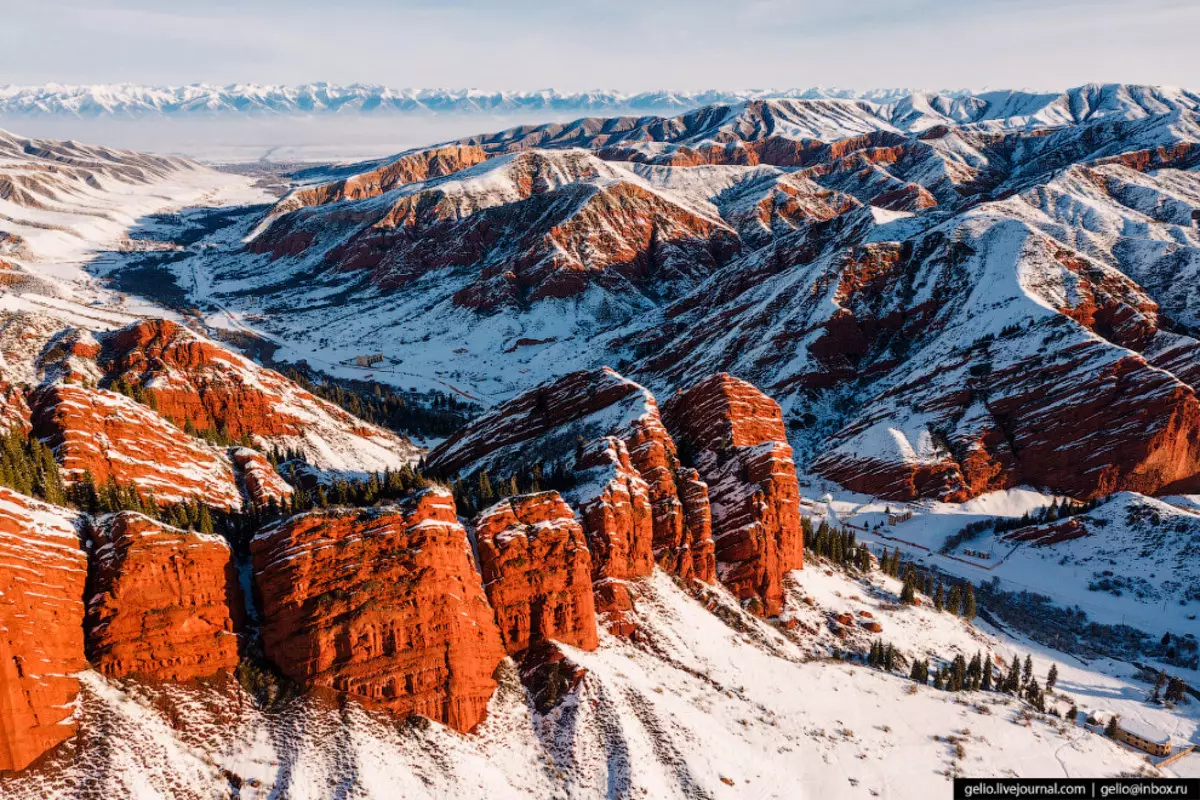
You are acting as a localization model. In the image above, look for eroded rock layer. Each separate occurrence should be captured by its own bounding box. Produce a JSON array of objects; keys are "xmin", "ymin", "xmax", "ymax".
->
[
  {"xmin": 475, "ymin": 492, "xmax": 598, "ymax": 654},
  {"xmin": 663, "ymin": 374, "xmax": 804, "ymax": 617},
  {"xmin": 29, "ymin": 383, "xmax": 243, "ymax": 510},
  {"xmin": 0, "ymin": 488, "xmax": 86, "ymax": 772},
  {"xmin": 250, "ymin": 488, "xmax": 505, "ymax": 733},
  {"xmin": 84, "ymin": 512, "xmax": 241, "ymax": 682}
]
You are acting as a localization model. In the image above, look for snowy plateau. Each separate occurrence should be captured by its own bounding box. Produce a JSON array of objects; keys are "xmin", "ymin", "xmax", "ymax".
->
[{"xmin": 0, "ymin": 82, "xmax": 1198, "ymax": 799}]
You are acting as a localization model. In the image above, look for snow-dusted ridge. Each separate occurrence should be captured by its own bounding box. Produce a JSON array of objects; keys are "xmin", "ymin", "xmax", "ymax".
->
[{"xmin": 2, "ymin": 83, "xmax": 1197, "ymax": 131}]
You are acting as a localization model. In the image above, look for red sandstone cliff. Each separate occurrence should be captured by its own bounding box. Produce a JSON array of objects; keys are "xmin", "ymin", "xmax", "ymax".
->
[
  {"xmin": 0, "ymin": 488, "xmax": 86, "ymax": 772},
  {"xmin": 474, "ymin": 492, "xmax": 598, "ymax": 654},
  {"xmin": 84, "ymin": 512, "xmax": 241, "ymax": 682},
  {"xmin": 663, "ymin": 374, "xmax": 804, "ymax": 617},
  {"xmin": 29, "ymin": 383, "xmax": 244, "ymax": 510},
  {"xmin": 250, "ymin": 488, "xmax": 505, "ymax": 733}
]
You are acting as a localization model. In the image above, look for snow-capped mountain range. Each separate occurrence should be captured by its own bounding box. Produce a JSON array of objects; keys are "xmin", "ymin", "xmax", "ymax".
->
[{"xmin": 2, "ymin": 82, "xmax": 1197, "ymax": 128}]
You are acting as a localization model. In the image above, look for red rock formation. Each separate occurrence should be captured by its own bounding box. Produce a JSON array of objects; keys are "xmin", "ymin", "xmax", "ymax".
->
[
  {"xmin": 85, "ymin": 512, "xmax": 241, "ymax": 681},
  {"xmin": 0, "ymin": 487, "xmax": 86, "ymax": 772},
  {"xmin": 428, "ymin": 367, "xmax": 717, "ymax": 631},
  {"xmin": 29, "ymin": 383, "xmax": 244, "ymax": 510},
  {"xmin": 100, "ymin": 319, "xmax": 417, "ymax": 471},
  {"xmin": 662, "ymin": 374, "xmax": 804, "ymax": 617},
  {"xmin": 230, "ymin": 447, "xmax": 294, "ymax": 506},
  {"xmin": 0, "ymin": 384, "xmax": 30, "ymax": 434},
  {"xmin": 676, "ymin": 467, "xmax": 717, "ymax": 583},
  {"xmin": 250, "ymin": 488, "xmax": 505, "ymax": 733},
  {"xmin": 573, "ymin": 437, "xmax": 655, "ymax": 637},
  {"xmin": 267, "ymin": 144, "xmax": 492, "ymax": 217},
  {"xmin": 474, "ymin": 492, "xmax": 598, "ymax": 654}
]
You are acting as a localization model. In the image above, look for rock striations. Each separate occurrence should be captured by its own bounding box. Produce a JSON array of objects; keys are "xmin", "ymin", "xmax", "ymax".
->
[
  {"xmin": 0, "ymin": 488, "xmax": 86, "ymax": 773},
  {"xmin": 474, "ymin": 492, "xmax": 598, "ymax": 654},
  {"xmin": 430, "ymin": 367, "xmax": 803, "ymax": 621},
  {"xmin": 663, "ymin": 374, "xmax": 804, "ymax": 617},
  {"xmin": 84, "ymin": 512, "xmax": 241, "ymax": 682},
  {"xmin": 250, "ymin": 488, "xmax": 505, "ymax": 733}
]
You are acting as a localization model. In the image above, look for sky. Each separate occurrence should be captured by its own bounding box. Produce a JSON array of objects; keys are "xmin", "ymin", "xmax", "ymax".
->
[{"xmin": 1, "ymin": 0, "xmax": 1197, "ymax": 92}]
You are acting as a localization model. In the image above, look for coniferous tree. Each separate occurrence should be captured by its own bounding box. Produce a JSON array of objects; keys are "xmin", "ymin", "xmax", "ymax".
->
[
  {"xmin": 1046, "ymin": 664, "xmax": 1058, "ymax": 691},
  {"xmin": 934, "ymin": 580, "xmax": 945, "ymax": 611},
  {"xmin": 947, "ymin": 584, "xmax": 962, "ymax": 616},
  {"xmin": 1105, "ymin": 715, "xmax": 1120, "ymax": 738},
  {"xmin": 963, "ymin": 583, "xmax": 976, "ymax": 619},
  {"xmin": 900, "ymin": 574, "xmax": 916, "ymax": 605},
  {"xmin": 981, "ymin": 653, "xmax": 994, "ymax": 691},
  {"xmin": 1022, "ymin": 654, "xmax": 1034, "ymax": 688},
  {"xmin": 1004, "ymin": 658, "xmax": 1021, "ymax": 694}
]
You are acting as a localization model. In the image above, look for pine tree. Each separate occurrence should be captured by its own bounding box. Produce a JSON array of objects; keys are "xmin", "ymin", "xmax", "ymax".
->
[
  {"xmin": 885, "ymin": 643, "xmax": 896, "ymax": 672},
  {"xmin": 1046, "ymin": 664, "xmax": 1058, "ymax": 691},
  {"xmin": 1067, "ymin": 704, "xmax": 1078, "ymax": 724},
  {"xmin": 947, "ymin": 585, "xmax": 962, "ymax": 616},
  {"xmin": 1105, "ymin": 715, "xmax": 1120, "ymax": 738},
  {"xmin": 1022, "ymin": 654, "xmax": 1033, "ymax": 688},
  {"xmin": 963, "ymin": 583, "xmax": 976, "ymax": 619},
  {"xmin": 1004, "ymin": 658, "xmax": 1021, "ymax": 694},
  {"xmin": 934, "ymin": 580, "xmax": 945, "ymax": 611},
  {"xmin": 900, "ymin": 574, "xmax": 916, "ymax": 605},
  {"xmin": 981, "ymin": 653, "xmax": 994, "ymax": 691}
]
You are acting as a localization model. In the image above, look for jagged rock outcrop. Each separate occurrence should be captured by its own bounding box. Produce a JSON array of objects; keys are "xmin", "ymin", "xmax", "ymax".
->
[
  {"xmin": 428, "ymin": 367, "xmax": 716, "ymax": 633},
  {"xmin": 0, "ymin": 385, "xmax": 29, "ymax": 434},
  {"xmin": 84, "ymin": 513, "xmax": 241, "ymax": 681},
  {"xmin": 29, "ymin": 383, "xmax": 244, "ymax": 510},
  {"xmin": 250, "ymin": 488, "xmax": 505, "ymax": 733},
  {"xmin": 519, "ymin": 641, "xmax": 589, "ymax": 714},
  {"xmin": 0, "ymin": 488, "xmax": 86, "ymax": 772},
  {"xmin": 663, "ymin": 374, "xmax": 804, "ymax": 617},
  {"xmin": 230, "ymin": 447, "xmax": 294, "ymax": 506},
  {"xmin": 100, "ymin": 319, "xmax": 419, "ymax": 472},
  {"xmin": 474, "ymin": 492, "xmax": 598, "ymax": 654}
]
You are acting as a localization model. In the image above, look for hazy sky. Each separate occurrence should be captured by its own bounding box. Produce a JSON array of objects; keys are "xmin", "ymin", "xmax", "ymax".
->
[{"xmin": 2, "ymin": 0, "xmax": 1197, "ymax": 91}]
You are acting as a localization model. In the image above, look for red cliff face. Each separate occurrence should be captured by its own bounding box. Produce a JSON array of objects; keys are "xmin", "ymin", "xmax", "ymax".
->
[
  {"xmin": 572, "ymin": 436, "xmax": 656, "ymax": 636},
  {"xmin": 99, "ymin": 319, "xmax": 418, "ymax": 472},
  {"xmin": 105, "ymin": 319, "xmax": 309, "ymax": 440},
  {"xmin": 0, "ymin": 488, "xmax": 86, "ymax": 772},
  {"xmin": 29, "ymin": 383, "xmax": 244, "ymax": 510},
  {"xmin": 428, "ymin": 368, "xmax": 717, "ymax": 605},
  {"xmin": 250, "ymin": 488, "xmax": 505, "ymax": 733},
  {"xmin": 428, "ymin": 368, "xmax": 717, "ymax": 634},
  {"xmin": 230, "ymin": 447, "xmax": 294, "ymax": 506},
  {"xmin": 663, "ymin": 374, "xmax": 804, "ymax": 617},
  {"xmin": 474, "ymin": 492, "xmax": 598, "ymax": 654},
  {"xmin": 84, "ymin": 513, "xmax": 241, "ymax": 681}
]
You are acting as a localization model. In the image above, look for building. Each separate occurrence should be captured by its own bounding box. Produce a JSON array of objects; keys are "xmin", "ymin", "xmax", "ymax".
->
[{"xmin": 1114, "ymin": 718, "xmax": 1171, "ymax": 757}]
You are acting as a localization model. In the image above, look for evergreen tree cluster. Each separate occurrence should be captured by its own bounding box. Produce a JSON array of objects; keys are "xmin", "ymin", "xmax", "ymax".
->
[
  {"xmin": 906, "ymin": 648, "xmax": 1060, "ymax": 714},
  {"xmin": 0, "ymin": 426, "xmax": 67, "ymax": 505},
  {"xmin": 280, "ymin": 366, "xmax": 481, "ymax": 440},
  {"xmin": 108, "ymin": 375, "xmax": 158, "ymax": 410},
  {"xmin": 880, "ymin": 550, "xmax": 977, "ymax": 619},
  {"xmin": 805, "ymin": 519, "xmax": 872, "ymax": 571},
  {"xmin": 941, "ymin": 497, "xmax": 1104, "ymax": 554},
  {"xmin": 867, "ymin": 640, "xmax": 898, "ymax": 671},
  {"xmin": 449, "ymin": 462, "xmax": 577, "ymax": 518}
]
